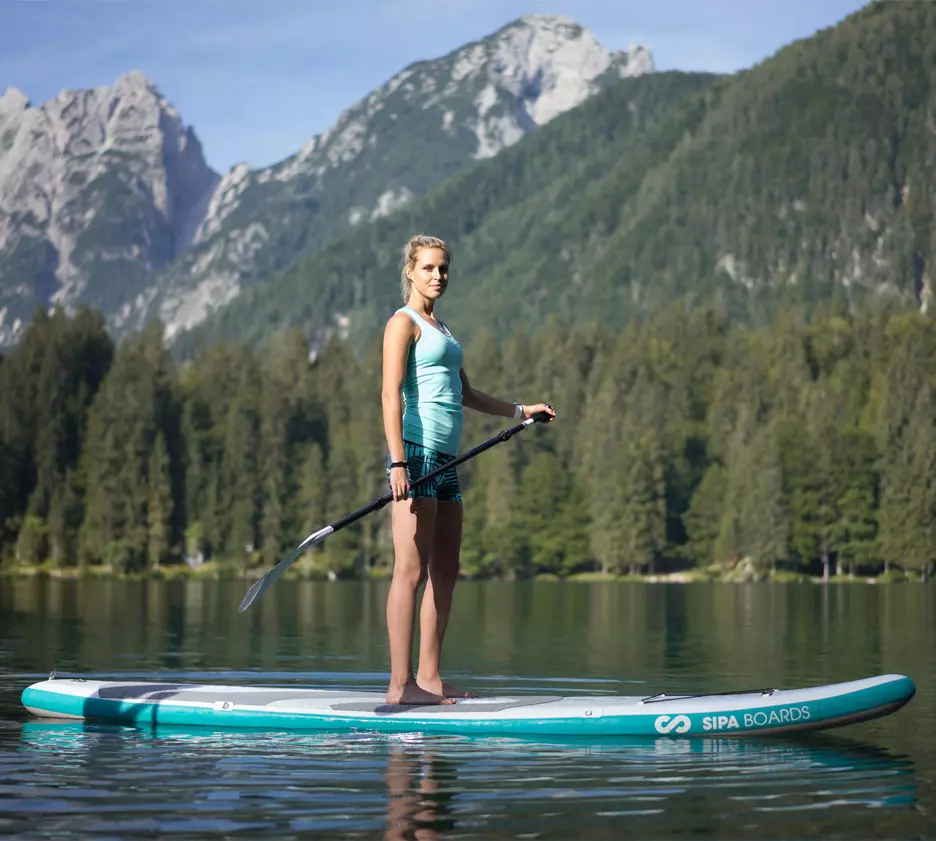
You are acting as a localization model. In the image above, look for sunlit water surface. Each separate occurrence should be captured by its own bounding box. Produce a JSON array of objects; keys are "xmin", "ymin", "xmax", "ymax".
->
[{"xmin": 1, "ymin": 579, "xmax": 933, "ymax": 839}]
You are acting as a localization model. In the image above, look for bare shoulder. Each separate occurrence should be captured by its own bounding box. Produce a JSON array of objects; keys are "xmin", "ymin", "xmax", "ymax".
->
[
  {"xmin": 385, "ymin": 311, "xmax": 413, "ymax": 331},
  {"xmin": 385, "ymin": 310, "xmax": 419, "ymax": 343}
]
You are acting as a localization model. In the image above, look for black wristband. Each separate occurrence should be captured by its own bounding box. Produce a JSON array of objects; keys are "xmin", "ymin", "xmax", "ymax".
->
[{"xmin": 389, "ymin": 461, "xmax": 408, "ymax": 469}]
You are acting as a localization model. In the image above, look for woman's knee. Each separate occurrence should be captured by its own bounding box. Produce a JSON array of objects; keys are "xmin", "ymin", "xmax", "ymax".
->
[
  {"xmin": 393, "ymin": 557, "xmax": 428, "ymax": 590},
  {"xmin": 430, "ymin": 556, "xmax": 460, "ymax": 590}
]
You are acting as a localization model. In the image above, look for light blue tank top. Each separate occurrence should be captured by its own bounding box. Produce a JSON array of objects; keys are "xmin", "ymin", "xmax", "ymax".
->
[{"xmin": 398, "ymin": 306, "xmax": 464, "ymax": 456}]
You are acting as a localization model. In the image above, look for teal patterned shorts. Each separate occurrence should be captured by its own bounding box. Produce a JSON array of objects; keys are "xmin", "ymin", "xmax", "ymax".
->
[{"xmin": 386, "ymin": 440, "xmax": 462, "ymax": 502}]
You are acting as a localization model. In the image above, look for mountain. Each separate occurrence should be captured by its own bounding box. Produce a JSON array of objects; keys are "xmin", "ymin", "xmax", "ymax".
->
[
  {"xmin": 0, "ymin": 72, "xmax": 219, "ymax": 346},
  {"xmin": 0, "ymin": 15, "xmax": 652, "ymax": 348},
  {"xmin": 106, "ymin": 15, "xmax": 652, "ymax": 341},
  {"xmin": 175, "ymin": 69, "xmax": 713, "ymax": 354},
  {"xmin": 178, "ymin": 1, "xmax": 936, "ymax": 355}
]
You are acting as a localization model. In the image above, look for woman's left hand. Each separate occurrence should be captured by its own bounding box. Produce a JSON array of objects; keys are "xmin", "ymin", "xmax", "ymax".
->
[{"xmin": 521, "ymin": 403, "xmax": 556, "ymax": 422}]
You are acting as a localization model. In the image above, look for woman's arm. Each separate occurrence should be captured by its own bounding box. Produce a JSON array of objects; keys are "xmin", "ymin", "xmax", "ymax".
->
[
  {"xmin": 382, "ymin": 313, "xmax": 416, "ymax": 462},
  {"xmin": 460, "ymin": 368, "xmax": 555, "ymax": 421}
]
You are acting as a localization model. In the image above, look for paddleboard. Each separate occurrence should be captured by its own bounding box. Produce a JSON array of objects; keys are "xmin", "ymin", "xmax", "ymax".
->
[{"xmin": 21, "ymin": 673, "xmax": 914, "ymax": 737}]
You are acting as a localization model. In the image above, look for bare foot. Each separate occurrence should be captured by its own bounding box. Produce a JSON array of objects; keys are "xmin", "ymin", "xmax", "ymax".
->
[
  {"xmin": 387, "ymin": 679, "xmax": 456, "ymax": 705},
  {"xmin": 417, "ymin": 675, "xmax": 477, "ymax": 699}
]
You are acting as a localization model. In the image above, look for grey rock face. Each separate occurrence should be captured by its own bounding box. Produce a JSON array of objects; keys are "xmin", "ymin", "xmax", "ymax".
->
[
  {"xmin": 0, "ymin": 72, "xmax": 218, "ymax": 344},
  {"xmin": 141, "ymin": 14, "xmax": 652, "ymax": 341},
  {"xmin": 0, "ymin": 15, "xmax": 652, "ymax": 345}
]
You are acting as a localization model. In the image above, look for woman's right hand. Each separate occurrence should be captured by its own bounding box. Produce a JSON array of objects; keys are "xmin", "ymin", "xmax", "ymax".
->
[{"xmin": 389, "ymin": 466, "xmax": 410, "ymax": 502}]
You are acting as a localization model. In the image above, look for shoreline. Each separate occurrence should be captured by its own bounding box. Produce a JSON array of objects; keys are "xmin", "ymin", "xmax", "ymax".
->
[{"xmin": 0, "ymin": 565, "xmax": 927, "ymax": 585}]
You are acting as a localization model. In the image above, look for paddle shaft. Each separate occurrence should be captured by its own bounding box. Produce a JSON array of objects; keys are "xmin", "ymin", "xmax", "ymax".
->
[
  {"xmin": 332, "ymin": 410, "xmax": 550, "ymax": 532},
  {"xmin": 237, "ymin": 410, "xmax": 550, "ymax": 611}
]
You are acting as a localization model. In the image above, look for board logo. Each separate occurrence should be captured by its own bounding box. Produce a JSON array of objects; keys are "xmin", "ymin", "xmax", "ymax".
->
[
  {"xmin": 744, "ymin": 705, "xmax": 810, "ymax": 727},
  {"xmin": 654, "ymin": 714, "xmax": 691, "ymax": 734},
  {"xmin": 702, "ymin": 714, "xmax": 740, "ymax": 731}
]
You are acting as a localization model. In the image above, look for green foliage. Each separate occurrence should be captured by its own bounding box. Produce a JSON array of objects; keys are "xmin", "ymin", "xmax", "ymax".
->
[
  {"xmin": 877, "ymin": 388, "xmax": 936, "ymax": 579},
  {"xmin": 683, "ymin": 464, "xmax": 726, "ymax": 566},
  {"xmin": 5, "ymin": 2, "xmax": 936, "ymax": 578},
  {"xmin": 177, "ymin": 3, "xmax": 936, "ymax": 363},
  {"xmin": 175, "ymin": 70, "xmax": 717, "ymax": 356},
  {"xmin": 147, "ymin": 432, "xmax": 173, "ymax": 571},
  {"xmin": 7, "ymin": 296, "xmax": 936, "ymax": 580},
  {"xmin": 78, "ymin": 322, "xmax": 180, "ymax": 574},
  {"xmin": 139, "ymin": 21, "xmax": 647, "ymax": 345},
  {"xmin": 513, "ymin": 452, "xmax": 591, "ymax": 578},
  {"xmin": 0, "ymin": 306, "xmax": 113, "ymax": 565},
  {"xmin": 829, "ymin": 427, "xmax": 878, "ymax": 572},
  {"xmin": 14, "ymin": 515, "xmax": 47, "ymax": 566}
]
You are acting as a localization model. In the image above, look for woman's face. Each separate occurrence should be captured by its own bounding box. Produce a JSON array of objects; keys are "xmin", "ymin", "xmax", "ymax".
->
[{"xmin": 408, "ymin": 247, "xmax": 449, "ymax": 301}]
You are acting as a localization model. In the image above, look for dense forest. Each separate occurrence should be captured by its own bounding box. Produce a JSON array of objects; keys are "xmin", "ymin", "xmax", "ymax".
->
[
  {"xmin": 2, "ymin": 300, "xmax": 934, "ymax": 582},
  {"xmin": 3, "ymin": 3, "xmax": 935, "ymax": 585}
]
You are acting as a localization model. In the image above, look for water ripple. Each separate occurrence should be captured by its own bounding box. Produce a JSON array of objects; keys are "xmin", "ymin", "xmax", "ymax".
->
[
  {"xmin": 0, "ymin": 718, "xmax": 920, "ymax": 840},
  {"xmin": 2, "ymin": 580, "xmax": 933, "ymax": 839}
]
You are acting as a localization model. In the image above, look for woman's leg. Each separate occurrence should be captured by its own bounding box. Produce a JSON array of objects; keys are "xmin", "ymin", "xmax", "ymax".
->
[
  {"xmin": 416, "ymin": 500, "xmax": 474, "ymax": 698},
  {"xmin": 386, "ymin": 496, "xmax": 455, "ymax": 705}
]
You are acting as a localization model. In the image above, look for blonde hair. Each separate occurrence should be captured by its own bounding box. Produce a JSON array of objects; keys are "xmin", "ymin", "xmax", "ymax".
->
[{"xmin": 400, "ymin": 234, "xmax": 451, "ymax": 302}]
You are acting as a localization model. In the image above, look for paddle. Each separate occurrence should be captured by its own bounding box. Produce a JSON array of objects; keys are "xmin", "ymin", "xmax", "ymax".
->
[{"xmin": 237, "ymin": 409, "xmax": 553, "ymax": 612}]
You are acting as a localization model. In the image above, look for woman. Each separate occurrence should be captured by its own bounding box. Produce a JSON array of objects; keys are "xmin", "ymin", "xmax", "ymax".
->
[{"xmin": 381, "ymin": 234, "xmax": 555, "ymax": 705}]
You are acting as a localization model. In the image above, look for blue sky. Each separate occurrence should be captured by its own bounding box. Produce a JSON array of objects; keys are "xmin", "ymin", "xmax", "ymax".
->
[{"xmin": 3, "ymin": 0, "xmax": 868, "ymax": 173}]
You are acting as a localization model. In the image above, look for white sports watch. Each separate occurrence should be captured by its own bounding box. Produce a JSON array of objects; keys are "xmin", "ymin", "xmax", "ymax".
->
[{"xmin": 513, "ymin": 402, "xmax": 524, "ymax": 420}]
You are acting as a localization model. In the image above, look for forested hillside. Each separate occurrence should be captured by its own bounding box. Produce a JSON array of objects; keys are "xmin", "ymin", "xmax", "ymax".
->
[
  {"xmin": 175, "ymin": 70, "xmax": 717, "ymax": 355},
  {"xmin": 2, "ymin": 302, "xmax": 933, "ymax": 582},
  {"xmin": 178, "ymin": 1, "xmax": 936, "ymax": 355},
  {"xmin": 4, "ymin": 1, "xmax": 936, "ymax": 583}
]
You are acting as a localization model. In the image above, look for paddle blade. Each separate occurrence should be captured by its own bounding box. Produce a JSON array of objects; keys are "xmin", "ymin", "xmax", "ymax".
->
[
  {"xmin": 237, "ymin": 574, "xmax": 273, "ymax": 613},
  {"xmin": 237, "ymin": 555, "xmax": 294, "ymax": 612},
  {"xmin": 237, "ymin": 526, "xmax": 335, "ymax": 612}
]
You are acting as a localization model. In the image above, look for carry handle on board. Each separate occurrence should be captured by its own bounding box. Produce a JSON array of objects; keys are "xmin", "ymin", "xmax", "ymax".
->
[{"xmin": 237, "ymin": 410, "xmax": 553, "ymax": 612}]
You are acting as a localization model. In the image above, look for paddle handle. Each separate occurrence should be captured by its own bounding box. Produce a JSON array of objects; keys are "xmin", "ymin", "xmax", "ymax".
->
[{"xmin": 330, "ymin": 410, "xmax": 552, "ymax": 534}]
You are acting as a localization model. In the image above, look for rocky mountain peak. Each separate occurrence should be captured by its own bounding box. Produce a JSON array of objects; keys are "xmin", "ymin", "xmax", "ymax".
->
[
  {"xmin": 0, "ymin": 72, "xmax": 218, "ymax": 345},
  {"xmin": 0, "ymin": 15, "xmax": 652, "ymax": 347},
  {"xmin": 113, "ymin": 69, "xmax": 158, "ymax": 92},
  {"xmin": 0, "ymin": 87, "xmax": 31, "ymax": 117},
  {"xmin": 470, "ymin": 12, "xmax": 654, "ymax": 130}
]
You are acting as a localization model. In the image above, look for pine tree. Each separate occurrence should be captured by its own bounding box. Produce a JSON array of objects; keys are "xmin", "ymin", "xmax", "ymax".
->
[
  {"xmin": 558, "ymin": 478, "xmax": 593, "ymax": 575},
  {"xmin": 147, "ymin": 432, "xmax": 173, "ymax": 572},
  {"xmin": 682, "ymin": 464, "xmax": 726, "ymax": 567},
  {"xmin": 259, "ymin": 400, "xmax": 287, "ymax": 567},
  {"xmin": 220, "ymin": 391, "xmax": 260, "ymax": 566},
  {"xmin": 47, "ymin": 471, "xmax": 81, "ymax": 569},
  {"xmin": 14, "ymin": 515, "xmax": 46, "ymax": 566},
  {"xmin": 514, "ymin": 451, "xmax": 589, "ymax": 577},
  {"xmin": 621, "ymin": 431, "xmax": 667, "ymax": 575},
  {"xmin": 746, "ymin": 453, "xmax": 788, "ymax": 575},
  {"xmin": 458, "ymin": 479, "xmax": 489, "ymax": 578},
  {"xmin": 480, "ymin": 446, "xmax": 524, "ymax": 578},
  {"xmin": 293, "ymin": 442, "xmax": 327, "ymax": 572},
  {"xmin": 717, "ymin": 423, "xmax": 788, "ymax": 575},
  {"xmin": 79, "ymin": 323, "xmax": 177, "ymax": 573},
  {"xmin": 830, "ymin": 427, "xmax": 878, "ymax": 575},
  {"xmin": 878, "ymin": 389, "xmax": 936, "ymax": 580}
]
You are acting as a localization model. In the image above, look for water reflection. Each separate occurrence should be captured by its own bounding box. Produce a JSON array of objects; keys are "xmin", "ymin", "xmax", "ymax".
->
[
  {"xmin": 384, "ymin": 740, "xmax": 459, "ymax": 840},
  {"xmin": 3, "ymin": 578, "xmax": 933, "ymax": 839},
  {"xmin": 11, "ymin": 721, "xmax": 919, "ymax": 839}
]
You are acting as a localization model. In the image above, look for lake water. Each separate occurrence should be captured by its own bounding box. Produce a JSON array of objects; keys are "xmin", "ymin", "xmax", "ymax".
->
[{"xmin": 1, "ymin": 578, "xmax": 933, "ymax": 839}]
